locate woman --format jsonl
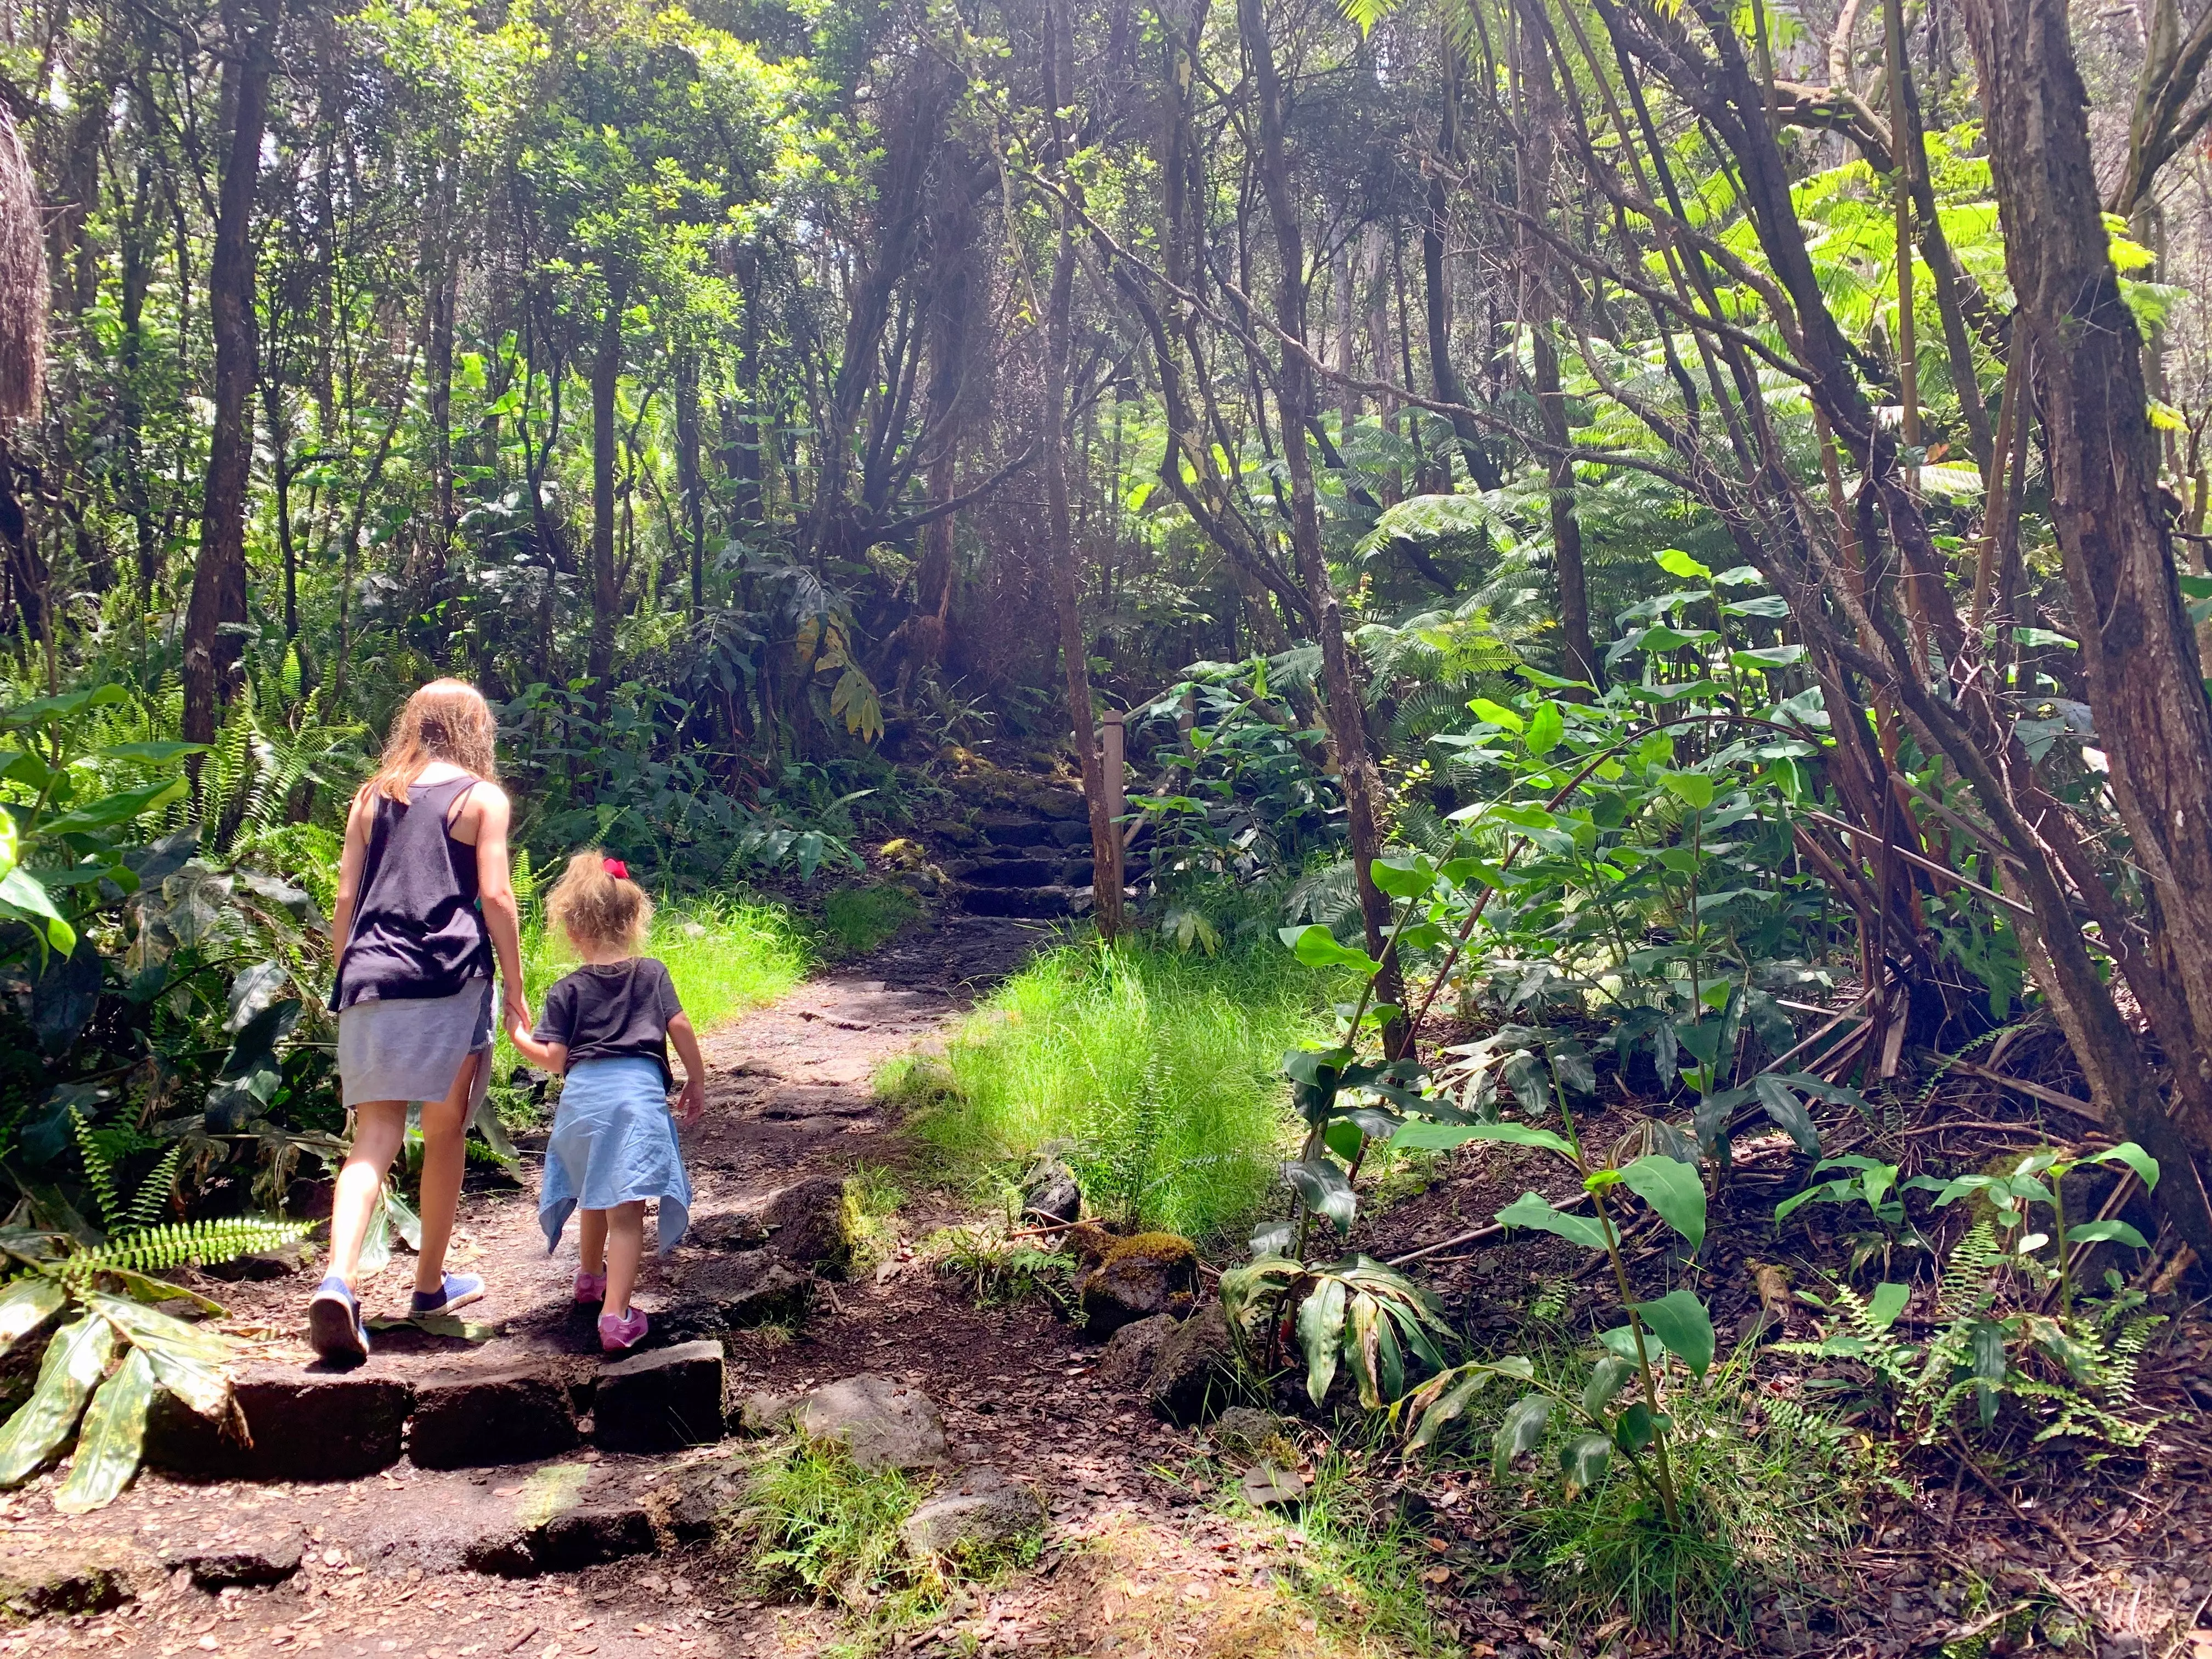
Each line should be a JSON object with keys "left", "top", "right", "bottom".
{"left": 308, "top": 679, "right": 530, "bottom": 1362}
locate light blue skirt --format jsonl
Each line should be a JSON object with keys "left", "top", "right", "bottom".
{"left": 539, "top": 1057, "right": 692, "bottom": 1256}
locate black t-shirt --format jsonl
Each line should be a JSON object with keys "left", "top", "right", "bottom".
{"left": 535, "top": 958, "right": 682, "bottom": 1087}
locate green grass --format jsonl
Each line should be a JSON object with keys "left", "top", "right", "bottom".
{"left": 1238, "top": 1450, "right": 1453, "bottom": 1657}
{"left": 888, "top": 937, "right": 1343, "bottom": 1245}
{"left": 816, "top": 883, "right": 920, "bottom": 959}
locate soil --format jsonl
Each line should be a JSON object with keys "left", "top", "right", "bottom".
{"left": 2, "top": 908, "right": 2208, "bottom": 1658}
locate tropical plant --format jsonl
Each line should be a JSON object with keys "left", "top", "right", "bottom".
{"left": 1773, "top": 1156, "right": 1931, "bottom": 1279}
{"left": 1218, "top": 1251, "right": 1454, "bottom": 1410}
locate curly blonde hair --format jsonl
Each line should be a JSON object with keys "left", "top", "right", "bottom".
{"left": 371, "top": 679, "right": 499, "bottom": 803}
{"left": 544, "top": 849, "right": 653, "bottom": 955}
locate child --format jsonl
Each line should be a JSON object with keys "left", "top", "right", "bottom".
{"left": 507, "top": 852, "right": 706, "bottom": 1352}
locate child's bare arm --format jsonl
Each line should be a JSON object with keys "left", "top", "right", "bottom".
{"left": 508, "top": 1014, "right": 567, "bottom": 1074}
{"left": 668, "top": 1012, "right": 706, "bottom": 1124}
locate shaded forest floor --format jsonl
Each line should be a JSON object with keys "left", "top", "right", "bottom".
{"left": 0, "top": 906, "right": 2207, "bottom": 1658}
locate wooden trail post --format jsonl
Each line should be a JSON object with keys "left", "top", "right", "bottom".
{"left": 1101, "top": 707, "right": 1127, "bottom": 923}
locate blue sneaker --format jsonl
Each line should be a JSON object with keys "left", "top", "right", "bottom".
{"left": 410, "top": 1273, "right": 486, "bottom": 1319}
{"left": 307, "top": 1274, "right": 370, "bottom": 1362}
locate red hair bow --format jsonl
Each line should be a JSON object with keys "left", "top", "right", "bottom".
{"left": 602, "top": 857, "right": 629, "bottom": 880}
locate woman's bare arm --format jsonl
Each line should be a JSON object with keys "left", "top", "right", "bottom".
{"left": 469, "top": 785, "right": 529, "bottom": 1027}
{"left": 330, "top": 787, "right": 374, "bottom": 962}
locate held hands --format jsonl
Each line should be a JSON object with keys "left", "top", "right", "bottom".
{"left": 675, "top": 1075, "right": 706, "bottom": 1125}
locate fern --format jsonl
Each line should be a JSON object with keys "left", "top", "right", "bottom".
{"left": 126, "top": 1143, "right": 187, "bottom": 1233}
{"left": 71, "top": 1113, "right": 122, "bottom": 1237}
{"left": 64, "top": 1217, "right": 311, "bottom": 1278}
{"left": 1934, "top": 1218, "right": 2003, "bottom": 1321}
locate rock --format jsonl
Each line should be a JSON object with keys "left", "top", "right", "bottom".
{"left": 1077, "top": 1232, "right": 1198, "bottom": 1336}
{"left": 0, "top": 1544, "right": 150, "bottom": 1615}
{"left": 535, "top": 1502, "right": 657, "bottom": 1571}
{"left": 408, "top": 1365, "right": 579, "bottom": 1469}
{"left": 1094, "top": 1314, "right": 1175, "bottom": 1390}
{"left": 1237, "top": 1462, "right": 1309, "bottom": 1508}
{"left": 170, "top": 1528, "right": 306, "bottom": 1588}
{"left": 761, "top": 1087, "right": 873, "bottom": 1121}
{"left": 736, "top": 1390, "right": 798, "bottom": 1436}
{"left": 145, "top": 1369, "right": 414, "bottom": 1482}
{"left": 1020, "top": 1162, "right": 1081, "bottom": 1227}
{"left": 651, "top": 1451, "right": 747, "bottom": 1544}
{"left": 794, "top": 1374, "right": 947, "bottom": 1471}
{"left": 1146, "top": 1303, "right": 1240, "bottom": 1427}
{"left": 201, "top": 1238, "right": 315, "bottom": 1282}
{"left": 654, "top": 1253, "right": 812, "bottom": 1345}
{"left": 1046, "top": 820, "right": 1091, "bottom": 849}
{"left": 1210, "top": 1407, "right": 1283, "bottom": 1458}
{"left": 762, "top": 1174, "right": 849, "bottom": 1272}
{"left": 690, "top": 1211, "right": 769, "bottom": 1251}
{"left": 900, "top": 1467, "right": 1042, "bottom": 1556}
{"left": 595, "top": 1340, "right": 725, "bottom": 1454}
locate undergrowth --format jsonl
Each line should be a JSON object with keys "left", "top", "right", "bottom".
{"left": 886, "top": 937, "right": 1342, "bottom": 1244}
{"left": 1443, "top": 1344, "right": 1878, "bottom": 1644}
{"left": 732, "top": 1438, "right": 1041, "bottom": 1656}
{"left": 815, "top": 883, "right": 920, "bottom": 959}
{"left": 1238, "top": 1451, "right": 1452, "bottom": 1657}
{"left": 840, "top": 1163, "right": 907, "bottom": 1277}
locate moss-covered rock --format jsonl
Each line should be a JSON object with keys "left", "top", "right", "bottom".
{"left": 1078, "top": 1230, "right": 1198, "bottom": 1335}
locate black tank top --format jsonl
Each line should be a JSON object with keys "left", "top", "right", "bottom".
{"left": 333, "top": 774, "right": 495, "bottom": 1009}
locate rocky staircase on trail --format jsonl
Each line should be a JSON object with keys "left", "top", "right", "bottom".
{"left": 925, "top": 770, "right": 1141, "bottom": 921}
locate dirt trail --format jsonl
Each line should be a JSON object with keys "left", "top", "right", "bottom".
{"left": 0, "top": 914, "right": 1286, "bottom": 1659}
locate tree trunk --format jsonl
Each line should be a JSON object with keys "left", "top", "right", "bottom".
{"left": 1238, "top": 0, "right": 1405, "bottom": 1048}
{"left": 675, "top": 351, "right": 705, "bottom": 621}
{"left": 1965, "top": 0, "right": 2212, "bottom": 1164}
{"left": 1042, "top": 0, "right": 1122, "bottom": 939}
{"left": 586, "top": 274, "right": 628, "bottom": 700}
{"left": 421, "top": 151, "right": 460, "bottom": 583}
{"left": 1423, "top": 26, "right": 1502, "bottom": 494}
{"left": 183, "top": 0, "right": 275, "bottom": 754}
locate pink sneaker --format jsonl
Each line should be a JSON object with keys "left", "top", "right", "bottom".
{"left": 599, "top": 1308, "right": 648, "bottom": 1353}
{"left": 573, "top": 1271, "right": 607, "bottom": 1305}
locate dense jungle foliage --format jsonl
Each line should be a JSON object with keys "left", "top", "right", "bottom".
{"left": 0, "top": 0, "right": 2210, "bottom": 1608}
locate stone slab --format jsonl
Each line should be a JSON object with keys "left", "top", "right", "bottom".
{"left": 595, "top": 1339, "right": 726, "bottom": 1454}
{"left": 168, "top": 1528, "right": 306, "bottom": 1588}
{"left": 145, "top": 1368, "right": 414, "bottom": 1482}
{"left": 656, "top": 1254, "right": 812, "bottom": 1346}
{"left": 407, "top": 1365, "right": 579, "bottom": 1469}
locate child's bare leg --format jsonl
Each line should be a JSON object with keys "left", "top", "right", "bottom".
{"left": 602, "top": 1202, "right": 647, "bottom": 1317}
{"left": 579, "top": 1209, "right": 608, "bottom": 1277}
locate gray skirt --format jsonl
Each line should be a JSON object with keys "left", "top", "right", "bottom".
{"left": 337, "top": 979, "right": 495, "bottom": 1113}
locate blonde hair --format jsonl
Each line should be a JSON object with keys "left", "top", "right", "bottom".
{"left": 372, "top": 679, "right": 499, "bottom": 803}
{"left": 545, "top": 850, "right": 653, "bottom": 955}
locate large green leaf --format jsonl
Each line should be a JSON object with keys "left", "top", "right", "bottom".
{"left": 1297, "top": 1278, "right": 1347, "bottom": 1406}
{"left": 1581, "top": 1354, "right": 1635, "bottom": 1415}
{"left": 1277, "top": 924, "right": 1380, "bottom": 975}
{"left": 1390, "top": 1120, "right": 1577, "bottom": 1158}
{"left": 1559, "top": 1432, "right": 1611, "bottom": 1494}
{"left": 1619, "top": 1155, "right": 1707, "bottom": 1250}
{"left": 1752, "top": 1076, "right": 1822, "bottom": 1156}
{"left": 1492, "top": 1394, "right": 1551, "bottom": 1477}
{"left": 1494, "top": 1191, "right": 1610, "bottom": 1251}
{"left": 84, "top": 1293, "right": 233, "bottom": 1419}
{"left": 0, "top": 1314, "right": 114, "bottom": 1486}
{"left": 1635, "top": 1289, "right": 1716, "bottom": 1379}
{"left": 53, "top": 1347, "right": 154, "bottom": 1513}
{"left": 2090, "top": 1142, "right": 2160, "bottom": 1191}
{"left": 1282, "top": 1158, "right": 1358, "bottom": 1235}
{"left": 0, "top": 1277, "right": 65, "bottom": 1358}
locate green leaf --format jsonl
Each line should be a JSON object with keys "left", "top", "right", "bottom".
{"left": 83, "top": 1293, "right": 232, "bottom": 1419}
{"left": 39, "top": 777, "right": 189, "bottom": 837}
{"left": 1597, "top": 1324, "right": 1664, "bottom": 1364}
{"left": 1277, "top": 924, "right": 1381, "bottom": 975}
{"left": 1390, "top": 1120, "right": 1578, "bottom": 1159}
{"left": 1660, "top": 770, "right": 1715, "bottom": 809}
{"left": 1620, "top": 1155, "right": 1707, "bottom": 1250}
{"left": 1298, "top": 1277, "right": 1348, "bottom": 1406}
{"left": 1492, "top": 1394, "right": 1550, "bottom": 1477}
{"left": 0, "top": 868, "right": 76, "bottom": 953}
{"left": 1495, "top": 1191, "right": 1610, "bottom": 1251}
{"left": 2090, "top": 1142, "right": 2160, "bottom": 1191}
{"left": 1613, "top": 1400, "right": 1656, "bottom": 1453}
{"left": 1525, "top": 701, "right": 1565, "bottom": 757}
{"left": 1581, "top": 1354, "right": 1635, "bottom": 1415}
{"left": 1282, "top": 1158, "right": 1358, "bottom": 1235}
{"left": 1867, "top": 1282, "right": 1911, "bottom": 1329}
{"left": 1653, "top": 548, "right": 1712, "bottom": 580}
{"left": 1559, "top": 1432, "right": 1611, "bottom": 1494}
{"left": 1752, "top": 1075, "right": 1823, "bottom": 1156}
{"left": 2064, "top": 1219, "right": 2149, "bottom": 1249}
{"left": 0, "top": 1314, "right": 115, "bottom": 1486}
{"left": 53, "top": 1347, "right": 154, "bottom": 1514}
{"left": 1635, "top": 1289, "right": 1716, "bottom": 1379}
{"left": 1369, "top": 855, "right": 1435, "bottom": 900}
{"left": 1468, "top": 698, "right": 1525, "bottom": 733}
{"left": 0, "top": 1277, "right": 64, "bottom": 1358}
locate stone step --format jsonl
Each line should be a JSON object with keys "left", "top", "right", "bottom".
{"left": 961, "top": 856, "right": 1064, "bottom": 888}
{"left": 960, "top": 885, "right": 1076, "bottom": 919}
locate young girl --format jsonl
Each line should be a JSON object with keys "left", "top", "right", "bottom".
{"left": 313, "top": 679, "right": 529, "bottom": 1363}
{"left": 507, "top": 853, "right": 706, "bottom": 1352}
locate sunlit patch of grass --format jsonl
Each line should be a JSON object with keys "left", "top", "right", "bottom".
{"left": 840, "top": 1162, "right": 907, "bottom": 1277}
{"left": 816, "top": 883, "right": 921, "bottom": 960}
{"left": 898, "top": 938, "right": 1344, "bottom": 1245}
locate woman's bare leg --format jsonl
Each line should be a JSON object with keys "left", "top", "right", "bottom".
{"left": 602, "top": 1203, "right": 647, "bottom": 1317}
{"left": 412, "top": 1054, "right": 477, "bottom": 1296}
{"left": 326, "top": 1101, "right": 407, "bottom": 1286}
{"left": 578, "top": 1209, "right": 608, "bottom": 1276}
